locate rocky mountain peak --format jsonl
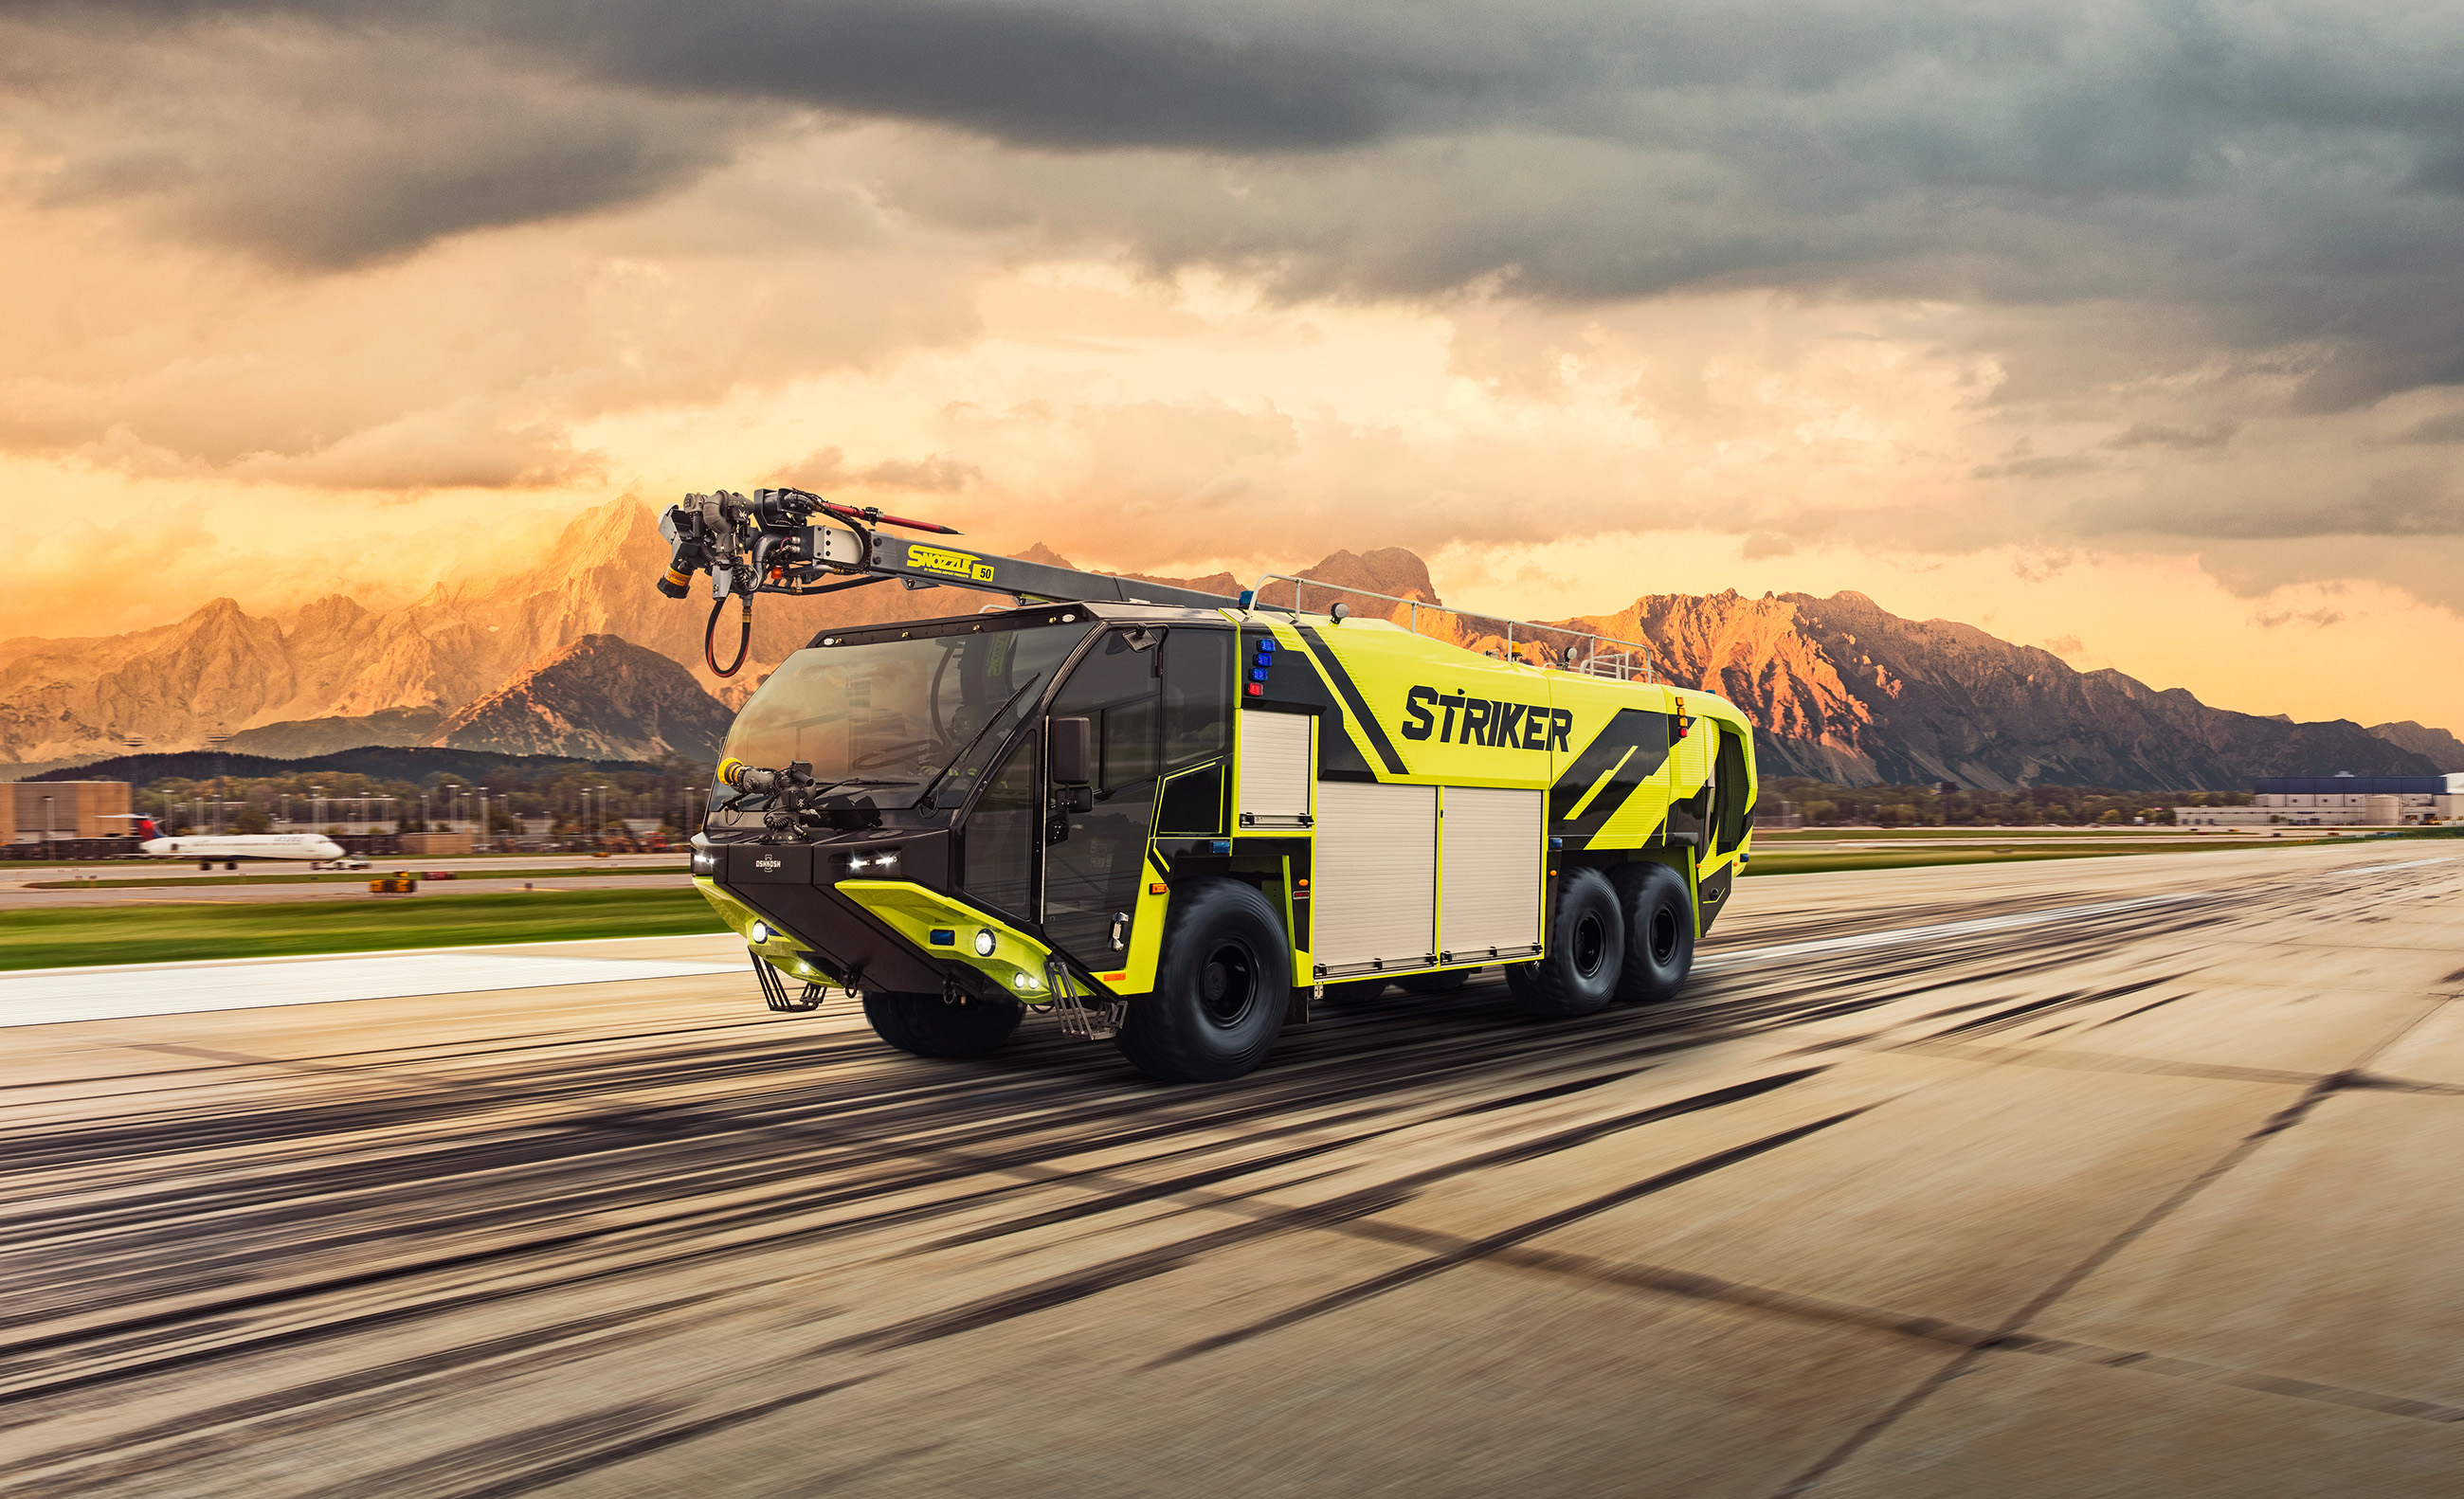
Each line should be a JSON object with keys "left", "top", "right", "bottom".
{"left": 429, "top": 634, "right": 732, "bottom": 764}
{"left": 2369, "top": 720, "right": 2464, "bottom": 772}
{"left": 2, "top": 508, "right": 2455, "bottom": 789}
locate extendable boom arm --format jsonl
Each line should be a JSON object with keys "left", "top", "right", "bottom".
{"left": 654, "top": 487, "right": 1237, "bottom": 674}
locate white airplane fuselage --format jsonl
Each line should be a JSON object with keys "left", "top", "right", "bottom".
{"left": 142, "top": 834, "right": 348, "bottom": 862}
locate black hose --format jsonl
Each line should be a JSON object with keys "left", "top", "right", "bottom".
{"left": 706, "top": 595, "right": 752, "bottom": 677}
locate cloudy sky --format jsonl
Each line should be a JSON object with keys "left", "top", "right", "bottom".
{"left": 8, "top": 0, "right": 2464, "bottom": 730}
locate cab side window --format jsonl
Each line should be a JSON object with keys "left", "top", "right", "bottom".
{"left": 961, "top": 735, "right": 1038, "bottom": 917}
{"left": 1712, "top": 728, "right": 1751, "bottom": 852}
{"left": 1050, "top": 631, "right": 1162, "bottom": 793}
{"left": 1162, "top": 629, "right": 1231, "bottom": 768}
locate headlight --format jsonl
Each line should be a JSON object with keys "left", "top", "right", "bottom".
{"left": 973, "top": 928, "right": 997, "bottom": 957}
{"left": 691, "top": 848, "right": 718, "bottom": 876}
{"left": 749, "top": 921, "right": 772, "bottom": 946}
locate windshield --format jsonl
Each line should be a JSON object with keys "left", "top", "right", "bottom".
{"left": 707, "top": 620, "right": 1093, "bottom": 828}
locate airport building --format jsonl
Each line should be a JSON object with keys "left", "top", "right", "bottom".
{"left": 1, "top": 780, "right": 133, "bottom": 842}
{"left": 2174, "top": 773, "right": 2464, "bottom": 827}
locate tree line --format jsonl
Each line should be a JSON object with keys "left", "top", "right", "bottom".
{"left": 1764, "top": 778, "right": 2255, "bottom": 827}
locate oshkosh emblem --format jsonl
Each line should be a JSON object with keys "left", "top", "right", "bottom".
{"left": 755, "top": 856, "right": 782, "bottom": 872}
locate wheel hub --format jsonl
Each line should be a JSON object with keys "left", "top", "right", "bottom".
{"left": 1573, "top": 912, "right": 1607, "bottom": 978}
{"left": 1200, "top": 942, "right": 1257, "bottom": 1026}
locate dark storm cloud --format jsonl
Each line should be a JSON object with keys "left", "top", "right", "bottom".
{"left": 17, "top": 1, "right": 2464, "bottom": 405}
{"left": 3, "top": 17, "right": 763, "bottom": 267}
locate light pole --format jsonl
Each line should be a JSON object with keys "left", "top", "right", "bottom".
{"left": 42, "top": 794, "right": 54, "bottom": 846}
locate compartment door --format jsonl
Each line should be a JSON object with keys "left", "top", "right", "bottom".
{"left": 1238, "top": 711, "right": 1314, "bottom": 829}
{"left": 1439, "top": 786, "right": 1544, "bottom": 961}
{"left": 1313, "top": 780, "right": 1437, "bottom": 975}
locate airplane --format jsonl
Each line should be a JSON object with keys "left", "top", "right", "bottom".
{"left": 106, "top": 816, "right": 362, "bottom": 871}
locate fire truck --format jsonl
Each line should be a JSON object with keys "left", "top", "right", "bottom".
{"left": 660, "top": 489, "right": 1757, "bottom": 1082}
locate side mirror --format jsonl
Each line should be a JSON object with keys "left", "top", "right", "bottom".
{"left": 1051, "top": 716, "right": 1093, "bottom": 787}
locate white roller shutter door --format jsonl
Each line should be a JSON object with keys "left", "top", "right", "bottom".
{"left": 1439, "top": 786, "right": 1543, "bottom": 959}
{"left": 1237, "top": 712, "right": 1314, "bottom": 828}
{"left": 1312, "top": 780, "right": 1437, "bottom": 972}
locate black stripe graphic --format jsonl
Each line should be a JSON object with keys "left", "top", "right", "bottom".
{"left": 1294, "top": 624, "right": 1411, "bottom": 776}
{"left": 1549, "top": 707, "right": 1671, "bottom": 848}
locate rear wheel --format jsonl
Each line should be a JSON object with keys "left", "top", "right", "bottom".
{"left": 1614, "top": 862, "right": 1696, "bottom": 1005}
{"left": 1506, "top": 867, "right": 1624, "bottom": 1019}
{"left": 1115, "top": 878, "right": 1289, "bottom": 1083}
{"left": 862, "top": 990, "right": 1023, "bottom": 1058}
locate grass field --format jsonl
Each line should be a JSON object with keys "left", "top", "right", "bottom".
{"left": 24, "top": 865, "right": 689, "bottom": 891}
{"left": 1, "top": 888, "right": 728, "bottom": 971}
{"left": 1740, "top": 840, "right": 2323, "bottom": 876}
{"left": 1754, "top": 827, "right": 2269, "bottom": 841}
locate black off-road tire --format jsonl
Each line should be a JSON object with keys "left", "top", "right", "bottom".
{"left": 1115, "top": 878, "right": 1290, "bottom": 1083}
{"left": 1506, "top": 867, "right": 1624, "bottom": 1019}
{"left": 1614, "top": 862, "right": 1696, "bottom": 1005}
{"left": 1395, "top": 967, "right": 1475, "bottom": 995}
{"left": 862, "top": 990, "right": 1023, "bottom": 1058}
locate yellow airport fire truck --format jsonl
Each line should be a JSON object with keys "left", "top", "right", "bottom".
{"left": 657, "top": 488, "right": 1757, "bottom": 1082}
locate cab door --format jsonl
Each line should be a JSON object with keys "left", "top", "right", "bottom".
{"left": 1042, "top": 627, "right": 1231, "bottom": 969}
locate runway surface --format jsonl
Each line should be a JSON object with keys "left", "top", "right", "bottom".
{"left": 0, "top": 855, "right": 689, "bottom": 910}
{"left": 2, "top": 841, "right": 2460, "bottom": 1496}
{"left": 0, "top": 874, "right": 690, "bottom": 909}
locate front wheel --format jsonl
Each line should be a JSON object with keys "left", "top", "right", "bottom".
{"left": 1115, "top": 878, "right": 1290, "bottom": 1083}
{"left": 1614, "top": 862, "right": 1696, "bottom": 1005}
{"left": 1506, "top": 867, "right": 1624, "bottom": 1019}
{"left": 863, "top": 990, "right": 1023, "bottom": 1058}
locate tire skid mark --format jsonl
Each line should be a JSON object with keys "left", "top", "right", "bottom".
{"left": 0, "top": 1291, "right": 733, "bottom": 1490}
{"left": 1309, "top": 1223, "right": 2464, "bottom": 1430}
{"left": 336, "top": 1376, "right": 877, "bottom": 1499}
{"left": 2083, "top": 992, "right": 2191, "bottom": 1030}
{"left": 818, "top": 1070, "right": 1830, "bottom": 1357}
{"left": 1154, "top": 1105, "right": 1877, "bottom": 1366}
{"left": 1992, "top": 1334, "right": 2464, "bottom": 1425}
{"left": 1919, "top": 976, "right": 2179, "bottom": 1042}
{"left": 1773, "top": 984, "right": 2456, "bottom": 1495}
{"left": 0, "top": 1032, "right": 1806, "bottom": 1402}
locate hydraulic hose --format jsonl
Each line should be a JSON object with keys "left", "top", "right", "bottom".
{"left": 706, "top": 594, "right": 752, "bottom": 677}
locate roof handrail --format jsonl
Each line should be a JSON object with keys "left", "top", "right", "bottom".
{"left": 1240, "top": 572, "right": 1660, "bottom": 683}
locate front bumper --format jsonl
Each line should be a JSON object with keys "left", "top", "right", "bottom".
{"left": 694, "top": 872, "right": 1069, "bottom": 1002}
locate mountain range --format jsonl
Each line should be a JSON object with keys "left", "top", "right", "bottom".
{"left": 0, "top": 497, "right": 2448, "bottom": 790}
